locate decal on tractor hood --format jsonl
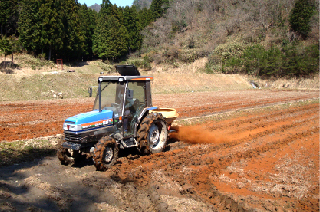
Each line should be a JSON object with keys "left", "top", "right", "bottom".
{"left": 63, "top": 118, "right": 113, "bottom": 131}
{"left": 81, "top": 119, "right": 113, "bottom": 130}
{"left": 63, "top": 110, "right": 114, "bottom": 132}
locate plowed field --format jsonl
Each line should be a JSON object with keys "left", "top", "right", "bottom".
{"left": 114, "top": 101, "right": 319, "bottom": 211}
{"left": 0, "top": 89, "right": 319, "bottom": 211}
{"left": 0, "top": 89, "right": 318, "bottom": 142}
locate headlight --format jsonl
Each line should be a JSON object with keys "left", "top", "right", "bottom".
{"left": 63, "top": 123, "right": 82, "bottom": 131}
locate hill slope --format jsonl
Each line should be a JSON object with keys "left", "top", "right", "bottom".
{"left": 137, "top": 0, "right": 319, "bottom": 77}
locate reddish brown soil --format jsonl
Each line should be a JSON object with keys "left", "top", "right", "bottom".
{"left": 113, "top": 101, "right": 319, "bottom": 211}
{"left": 155, "top": 90, "right": 318, "bottom": 118}
{"left": 0, "top": 89, "right": 318, "bottom": 211}
{"left": 0, "top": 99, "right": 92, "bottom": 142}
{"left": 0, "top": 89, "right": 318, "bottom": 142}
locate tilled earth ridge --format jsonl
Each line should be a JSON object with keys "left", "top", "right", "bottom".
{"left": 111, "top": 103, "right": 319, "bottom": 212}
{"left": 0, "top": 90, "right": 319, "bottom": 212}
{"left": 0, "top": 89, "right": 318, "bottom": 142}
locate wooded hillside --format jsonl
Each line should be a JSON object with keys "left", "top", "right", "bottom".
{"left": 140, "top": 0, "right": 319, "bottom": 77}
{"left": 0, "top": 0, "right": 166, "bottom": 61}
{"left": 0, "top": 0, "right": 318, "bottom": 78}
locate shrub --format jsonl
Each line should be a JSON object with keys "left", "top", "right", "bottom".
{"left": 142, "top": 55, "right": 152, "bottom": 69}
{"left": 178, "top": 49, "right": 208, "bottom": 63}
{"left": 238, "top": 44, "right": 282, "bottom": 76}
{"left": 282, "top": 43, "right": 319, "bottom": 76}
{"left": 289, "top": 0, "right": 316, "bottom": 39}
{"left": 172, "top": 20, "right": 187, "bottom": 33}
{"left": 16, "top": 54, "right": 54, "bottom": 70}
{"left": 204, "top": 53, "right": 223, "bottom": 73}
{"left": 205, "top": 42, "right": 246, "bottom": 73}
{"left": 122, "top": 55, "right": 152, "bottom": 70}
{"left": 222, "top": 43, "right": 319, "bottom": 77}
{"left": 214, "top": 42, "right": 245, "bottom": 60}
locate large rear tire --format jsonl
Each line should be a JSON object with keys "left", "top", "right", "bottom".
{"left": 93, "top": 136, "right": 119, "bottom": 171}
{"left": 138, "top": 113, "right": 168, "bottom": 154}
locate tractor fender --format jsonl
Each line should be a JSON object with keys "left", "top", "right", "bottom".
{"left": 137, "top": 107, "right": 158, "bottom": 124}
{"left": 134, "top": 107, "right": 179, "bottom": 137}
{"left": 134, "top": 107, "right": 158, "bottom": 137}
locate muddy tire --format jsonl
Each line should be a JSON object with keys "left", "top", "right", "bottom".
{"left": 93, "top": 136, "right": 119, "bottom": 171}
{"left": 57, "top": 136, "right": 70, "bottom": 165}
{"left": 57, "top": 137, "right": 81, "bottom": 165}
{"left": 57, "top": 145, "right": 69, "bottom": 165}
{"left": 138, "top": 113, "right": 168, "bottom": 154}
{"left": 57, "top": 147, "right": 81, "bottom": 165}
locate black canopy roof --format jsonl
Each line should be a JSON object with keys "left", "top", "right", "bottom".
{"left": 115, "top": 65, "right": 140, "bottom": 76}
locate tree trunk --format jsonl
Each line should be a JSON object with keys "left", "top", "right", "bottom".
{"left": 48, "top": 47, "right": 52, "bottom": 61}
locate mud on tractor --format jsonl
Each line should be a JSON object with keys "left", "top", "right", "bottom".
{"left": 57, "top": 65, "right": 178, "bottom": 171}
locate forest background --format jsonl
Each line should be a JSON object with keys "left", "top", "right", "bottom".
{"left": 0, "top": 0, "right": 319, "bottom": 78}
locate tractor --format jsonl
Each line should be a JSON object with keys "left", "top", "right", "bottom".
{"left": 57, "top": 65, "right": 178, "bottom": 171}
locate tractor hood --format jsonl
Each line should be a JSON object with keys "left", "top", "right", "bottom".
{"left": 63, "top": 110, "right": 114, "bottom": 132}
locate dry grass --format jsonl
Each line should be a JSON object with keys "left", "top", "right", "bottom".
{"left": 0, "top": 55, "right": 252, "bottom": 101}
{"left": 252, "top": 75, "right": 319, "bottom": 90}
{"left": 142, "top": 58, "right": 251, "bottom": 94}
{"left": 1, "top": 55, "right": 318, "bottom": 102}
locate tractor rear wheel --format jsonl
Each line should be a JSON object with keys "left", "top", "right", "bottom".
{"left": 93, "top": 136, "right": 119, "bottom": 171}
{"left": 138, "top": 113, "right": 168, "bottom": 154}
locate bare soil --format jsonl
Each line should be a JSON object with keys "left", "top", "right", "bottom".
{"left": 0, "top": 90, "right": 318, "bottom": 142}
{"left": 0, "top": 89, "right": 319, "bottom": 211}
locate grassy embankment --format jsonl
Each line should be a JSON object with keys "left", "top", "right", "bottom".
{"left": 0, "top": 55, "right": 254, "bottom": 101}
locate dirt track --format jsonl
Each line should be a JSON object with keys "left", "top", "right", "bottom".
{"left": 0, "top": 89, "right": 319, "bottom": 211}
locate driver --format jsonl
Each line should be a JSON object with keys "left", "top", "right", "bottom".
{"left": 124, "top": 89, "right": 135, "bottom": 116}
{"left": 123, "top": 89, "right": 136, "bottom": 134}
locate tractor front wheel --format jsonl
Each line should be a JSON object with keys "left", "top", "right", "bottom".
{"left": 57, "top": 145, "right": 69, "bottom": 165}
{"left": 93, "top": 136, "right": 119, "bottom": 171}
{"left": 57, "top": 136, "right": 79, "bottom": 165}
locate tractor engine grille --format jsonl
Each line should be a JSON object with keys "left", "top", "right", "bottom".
{"left": 64, "top": 132, "right": 87, "bottom": 143}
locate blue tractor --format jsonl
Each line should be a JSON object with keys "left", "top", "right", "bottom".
{"left": 57, "top": 65, "right": 178, "bottom": 171}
